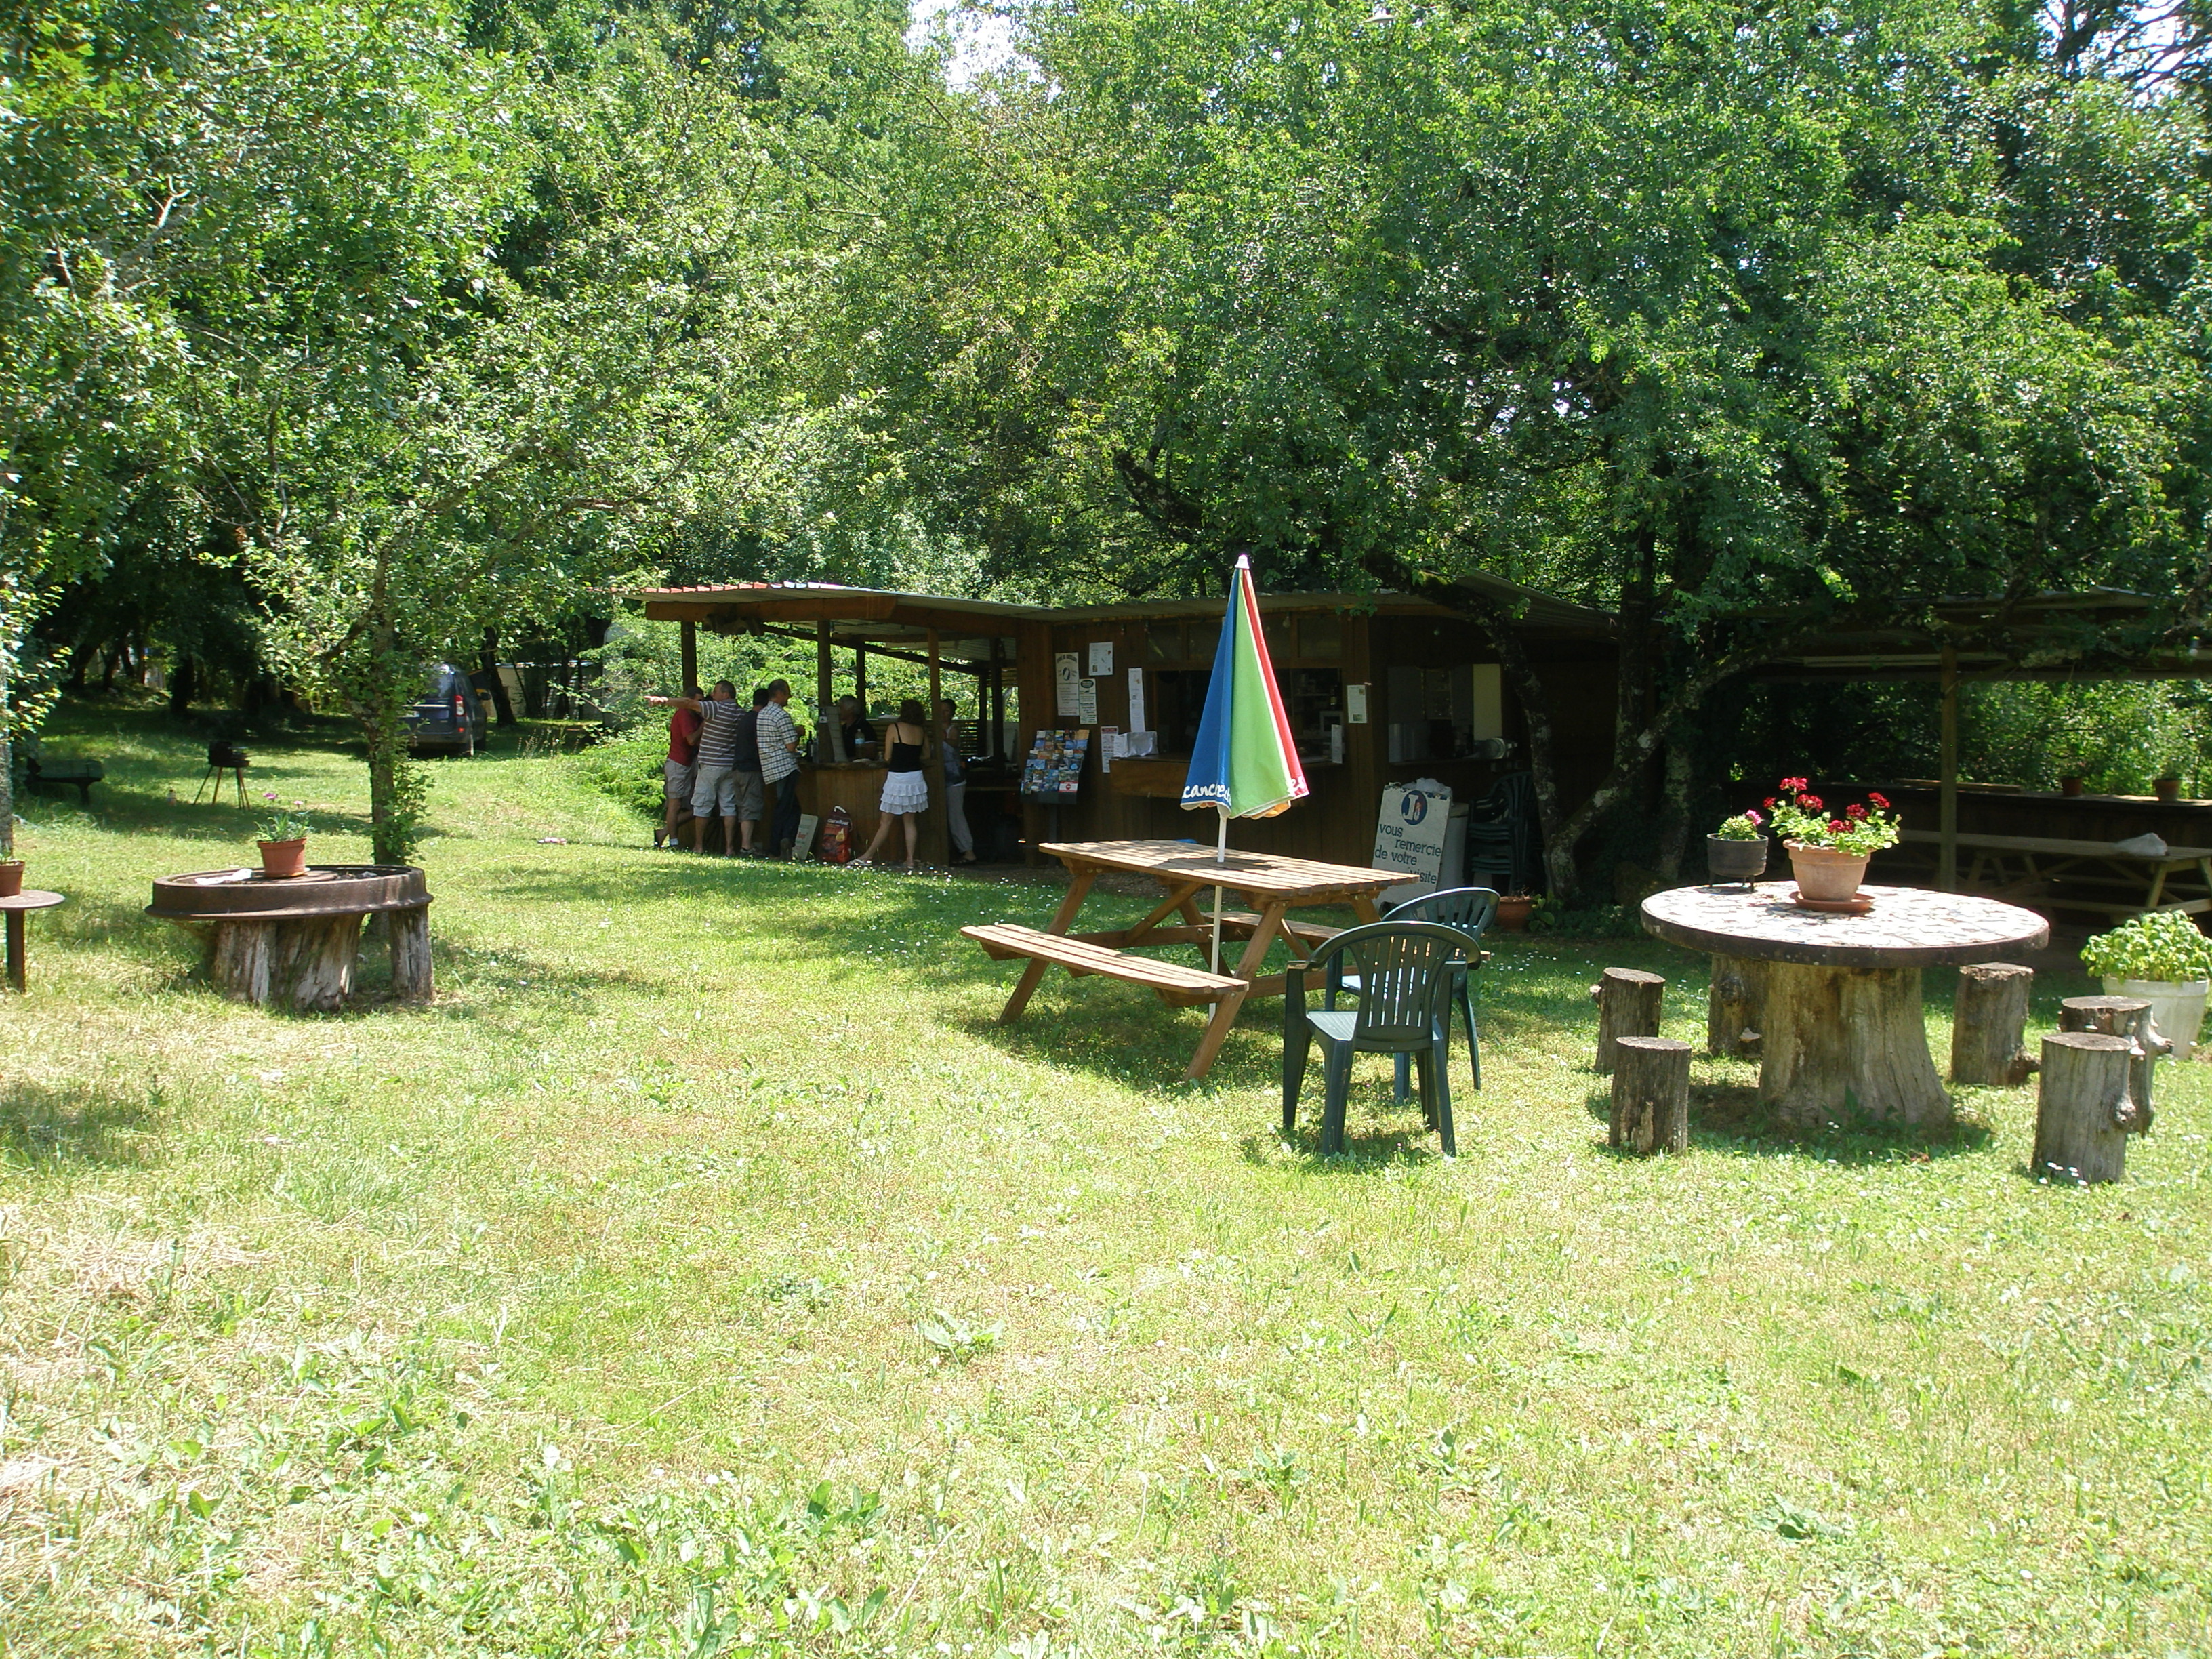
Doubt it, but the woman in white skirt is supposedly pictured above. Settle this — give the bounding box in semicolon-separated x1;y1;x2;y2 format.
855;699;931;871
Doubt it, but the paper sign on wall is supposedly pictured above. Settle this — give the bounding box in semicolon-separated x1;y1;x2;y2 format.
1076;678;1099;724
1088;641;1115;676
1126;667;1147;735
1345;683;1370;724
1054;651;1081;716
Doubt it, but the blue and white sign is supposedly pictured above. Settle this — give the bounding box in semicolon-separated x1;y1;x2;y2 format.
1373;781;1453;900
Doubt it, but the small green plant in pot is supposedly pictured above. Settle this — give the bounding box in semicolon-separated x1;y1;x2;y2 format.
1766;779;1901;901
1707;808;1769;886
253;810;314;879
2081;911;2212;1058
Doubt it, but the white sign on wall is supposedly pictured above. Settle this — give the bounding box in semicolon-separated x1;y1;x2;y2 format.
1372;782;1452;895
1054;651;1081;716
1126;667;1147;735
1088;641;1115;676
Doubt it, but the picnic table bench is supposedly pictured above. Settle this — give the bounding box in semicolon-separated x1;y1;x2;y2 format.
1896;828;2212;917
22;757;103;806
966;839;1405;1079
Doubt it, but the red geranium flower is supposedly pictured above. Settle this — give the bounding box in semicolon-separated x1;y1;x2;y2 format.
1829;819;1848;834
1800;794;1823;811
1845;802;1866;820
1763;797;1776;809
1869;792;1889;810
1780;776;1808;792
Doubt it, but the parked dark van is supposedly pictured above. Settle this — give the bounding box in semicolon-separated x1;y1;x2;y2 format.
404;663;487;755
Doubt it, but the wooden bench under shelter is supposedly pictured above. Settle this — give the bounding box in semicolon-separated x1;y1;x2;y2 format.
1895;829;2212;918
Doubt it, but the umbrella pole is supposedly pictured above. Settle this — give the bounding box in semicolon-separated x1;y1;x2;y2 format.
1209;806;1227;979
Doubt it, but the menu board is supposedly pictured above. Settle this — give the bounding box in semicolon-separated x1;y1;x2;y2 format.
1021;729;1090;799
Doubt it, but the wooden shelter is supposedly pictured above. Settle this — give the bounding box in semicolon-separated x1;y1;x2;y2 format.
619;578;1621;870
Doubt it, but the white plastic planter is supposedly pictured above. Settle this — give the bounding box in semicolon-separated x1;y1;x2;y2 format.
2104;976;2211;1060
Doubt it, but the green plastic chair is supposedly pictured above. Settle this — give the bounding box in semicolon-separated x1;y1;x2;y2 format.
1332;886;1496;1099
1284;921;1469;1157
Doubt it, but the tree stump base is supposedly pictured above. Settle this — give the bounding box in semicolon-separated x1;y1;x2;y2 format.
1759;962;1950;1129
1610;1036;1691;1155
2033;1031;2138;1183
1593;966;1665;1074
2059;996;2165;1135
1950;962;2035;1086
1707;954;1767;1057
148;866;434;1012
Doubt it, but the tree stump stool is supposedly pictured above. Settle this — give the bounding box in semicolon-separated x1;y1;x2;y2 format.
1707;954;1767;1057
2060;996;2167;1135
1639;884;2048;1128
1950;963;2035;1086
1592;967;1664;1073
1610;1036;1691;1155
2033;1031;2139;1184
147;865;434;1012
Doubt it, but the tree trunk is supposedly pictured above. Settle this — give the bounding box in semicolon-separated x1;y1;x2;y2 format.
1759;962;1948;1128
1610;1036;1691;1155
2032;1031;2135;1183
1653;738;1694;884
482;628;516;726
1708;954;1767;1057
1950;963;2035;1086
268;916;362;1011
2059;996;2165;1134
210;922;272;1003
168;655;197;715
390;906;433;1002
1593;966;1665;1073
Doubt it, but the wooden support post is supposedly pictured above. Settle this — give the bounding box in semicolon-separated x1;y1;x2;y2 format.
1939;645;1959;893
855;643;867;709
2033;1031;2137;1183
1593;966;1664;1073
390;907;434;1003
2060;995;2167;1134
927;628;942;712
817;621;846;764
1610;1036;1692;1155
1950;963;2035;1085
1707;954;1767;1057
679;620;697;694
990;641;1006;759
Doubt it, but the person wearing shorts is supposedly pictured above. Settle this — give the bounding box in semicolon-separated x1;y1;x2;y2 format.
729;687;768;853
853;699;931;872
649;682;747;855
657;685;702;849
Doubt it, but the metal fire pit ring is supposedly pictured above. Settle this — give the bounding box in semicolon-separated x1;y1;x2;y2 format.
148;864;431;924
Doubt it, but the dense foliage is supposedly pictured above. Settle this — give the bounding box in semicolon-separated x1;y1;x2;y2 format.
5;0;2208;881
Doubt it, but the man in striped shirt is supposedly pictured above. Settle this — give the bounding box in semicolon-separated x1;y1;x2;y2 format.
755;679;802;858
648;682;752;855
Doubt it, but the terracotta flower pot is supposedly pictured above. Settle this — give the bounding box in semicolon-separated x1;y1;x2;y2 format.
258;837;308;879
1785;841;1870;903
1706;834;1769;885
1494;895;1535;933
2060;776;2085;798
2156;777;2183;804
0;860;22;899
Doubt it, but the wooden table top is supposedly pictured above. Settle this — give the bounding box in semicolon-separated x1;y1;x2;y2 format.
1898;829;2212;861
1641;882;2049;968
1040;839;1402;898
0;890;64;912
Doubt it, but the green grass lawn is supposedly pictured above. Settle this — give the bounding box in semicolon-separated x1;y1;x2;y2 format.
2;705;2207;1658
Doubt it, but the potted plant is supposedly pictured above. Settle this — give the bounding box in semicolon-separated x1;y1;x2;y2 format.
1766;778;1901;902
1494;893;1537;932
253;810;313;879
2081;911;2212;1059
1707;808;1770;885
0;857;21;899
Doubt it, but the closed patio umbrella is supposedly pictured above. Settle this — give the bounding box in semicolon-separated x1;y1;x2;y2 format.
1181;554;1311;974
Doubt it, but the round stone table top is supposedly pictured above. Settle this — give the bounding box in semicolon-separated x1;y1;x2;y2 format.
0;890;65;913
1641;882;2049;968
147;864;430;923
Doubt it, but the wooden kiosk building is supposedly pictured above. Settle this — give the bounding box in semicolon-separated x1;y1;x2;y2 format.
620;579;1620;869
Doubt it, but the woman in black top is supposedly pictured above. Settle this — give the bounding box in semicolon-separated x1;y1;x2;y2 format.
855;699;930;871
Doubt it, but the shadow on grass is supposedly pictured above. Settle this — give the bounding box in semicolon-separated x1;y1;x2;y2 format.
0;1078;166;1170
1574;1076;1996;1164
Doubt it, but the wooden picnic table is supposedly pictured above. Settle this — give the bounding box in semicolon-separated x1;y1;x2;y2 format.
0;890;66;993
1895;828;2212;918
1641;882;2047;1128
964;838;1404;1080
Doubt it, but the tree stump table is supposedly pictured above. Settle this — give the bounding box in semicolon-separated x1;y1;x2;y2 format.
1640;883;2048;1128
0;891;66;993
147;865;433;1011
